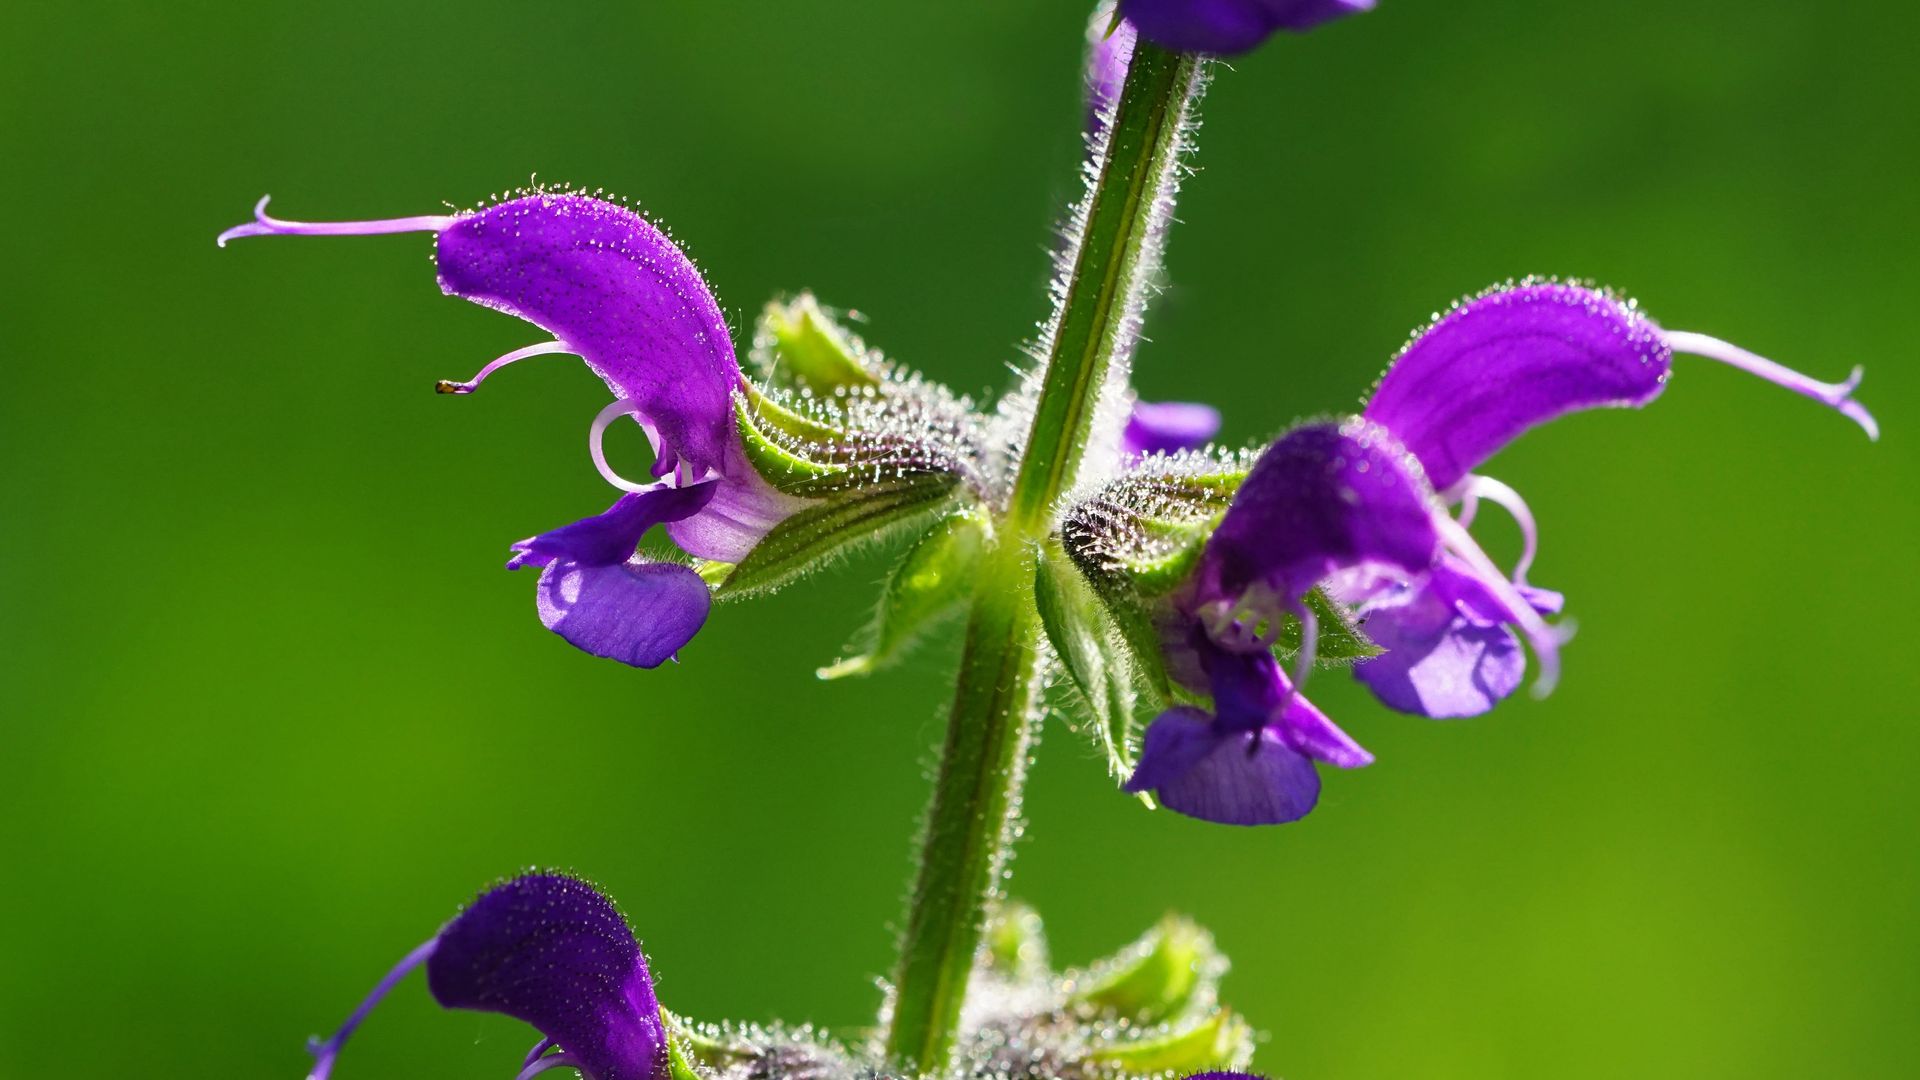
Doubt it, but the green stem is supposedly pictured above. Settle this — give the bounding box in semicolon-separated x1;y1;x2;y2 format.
883;39;1204;1075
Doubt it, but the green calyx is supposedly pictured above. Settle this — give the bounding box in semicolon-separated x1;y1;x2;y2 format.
751;292;883;396
1035;540;1145;785
709;472;965;600
1066;914;1220;1025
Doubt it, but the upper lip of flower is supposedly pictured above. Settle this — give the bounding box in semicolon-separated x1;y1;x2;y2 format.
304;873;668;1080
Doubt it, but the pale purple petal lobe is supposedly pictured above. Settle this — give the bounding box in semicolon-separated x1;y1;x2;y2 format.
1151;725;1322;825
1122;400;1222;458
1364;282;1671;491
1126;706;1231;793
535;560;711;668
663;467;809;563
427;874;668;1080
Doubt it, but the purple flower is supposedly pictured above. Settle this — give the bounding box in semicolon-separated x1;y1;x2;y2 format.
1119;0;1374;55
1129;281;1876;824
220;192;804;665
305;873;667;1080
1122;399;1222;459
1348;280;1874;715
1127;423;1414;824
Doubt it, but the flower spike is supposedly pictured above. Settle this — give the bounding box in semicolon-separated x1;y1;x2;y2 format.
216;196;455;248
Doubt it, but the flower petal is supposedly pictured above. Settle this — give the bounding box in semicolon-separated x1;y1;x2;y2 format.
436;194;741;481
509;483;717;570
1154;725;1324;826
1273;692;1374;768
1200;420;1438;609
663;466;811;563
1126;705;1232;793
1122;400;1222;459
426;874;667;1080
1121;0;1374;55
1354;593;1524;720
1350;560;1555;718
1364;282;1671;491
535;559;711;668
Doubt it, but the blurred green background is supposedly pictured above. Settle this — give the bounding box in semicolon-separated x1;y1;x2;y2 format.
3;2;1916;1077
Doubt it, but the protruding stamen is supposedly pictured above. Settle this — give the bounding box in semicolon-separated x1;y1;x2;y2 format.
1433;514;1566;698
216;195;457;248
589;399;660;494
1664;330;1880;441
1291;605;1320;694
305;938;439;1080
1451;474;1540;584
436;341;576;395
522;1039;556;1069
515;1051;588;1080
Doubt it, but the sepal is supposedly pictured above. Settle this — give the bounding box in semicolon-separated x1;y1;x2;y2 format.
710;472;965;599
1060;450;1253;595
819;509;991;679
1065;914;1220;1025
733;379;981;500
1078;1009;1254;1076
956;904;1253;1080
983;900;1052;984
750;292;882;395
1277;586;1382;664
1035;541;1145;783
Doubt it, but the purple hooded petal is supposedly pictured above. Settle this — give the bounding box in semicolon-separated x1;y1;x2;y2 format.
1200;421;1439;609
426;874;667;1080
1121;0;1373;54
436;194;741;481
1364;283;1671;492
1148;722;1324;825
535;559;711;668
1122;400;1222;458
509;483;717;571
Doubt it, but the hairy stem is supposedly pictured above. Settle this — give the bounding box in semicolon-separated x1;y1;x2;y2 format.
884;39;1205;1074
